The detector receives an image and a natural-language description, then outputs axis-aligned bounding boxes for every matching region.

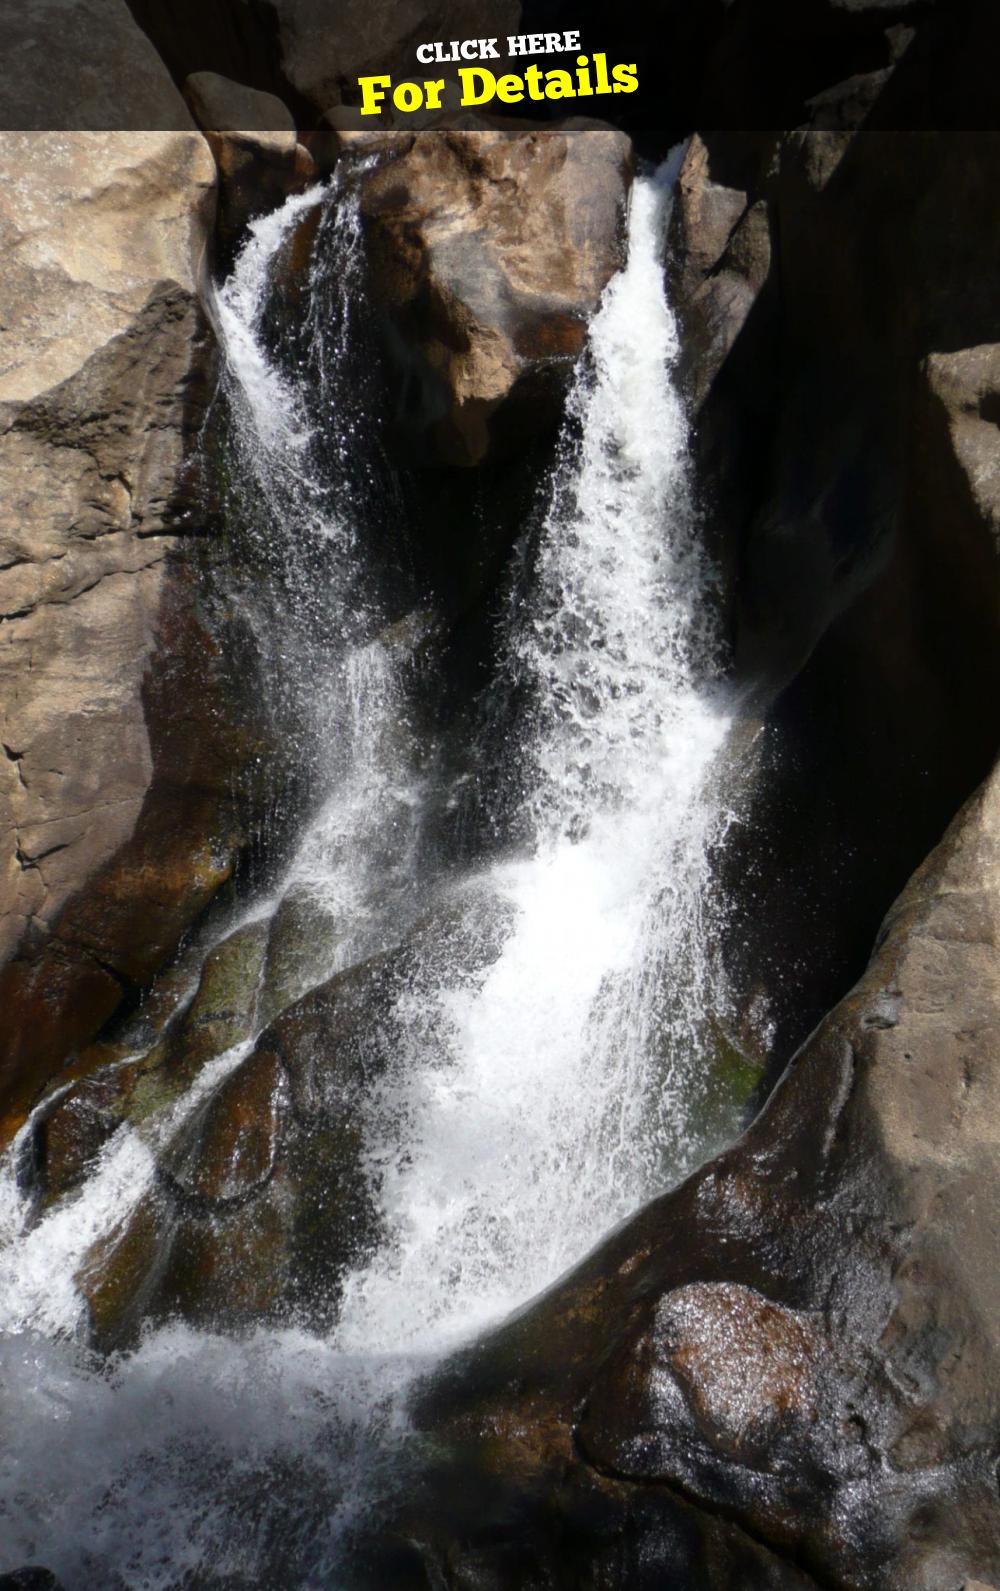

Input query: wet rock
[256,886,345,1031]
[400,761,1000,1587]
[26,914,269,1207]
[358,128,633,467]
[78,1042,291,1348]
[75,879,518,1346]
[32,1068,141,1205]
[161,1050,284,1206]
[75,952,379,1346]
[161,918,271,1079]
[79,1193,166,1352]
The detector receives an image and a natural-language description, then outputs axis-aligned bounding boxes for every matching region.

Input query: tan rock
[358,128,633,465]
[0,133,273,1133]
[924,344,1000,551]
[0,132,214,400]
[670,132,775,409]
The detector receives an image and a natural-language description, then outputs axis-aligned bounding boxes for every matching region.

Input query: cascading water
[334,164,734,1355]
[0,152,747,1587]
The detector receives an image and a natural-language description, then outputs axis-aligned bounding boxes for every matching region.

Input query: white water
[0,155,742,1586]
[334,169,733,1355]
[0,1044,253,1338]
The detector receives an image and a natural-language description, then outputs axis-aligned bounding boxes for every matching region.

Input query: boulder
[27,916,270,1206]
[397,759,1000,1587]
[73,878,518,1347]
[75,947,393,1348]
[267,0,521,120]
[127,0,520,126]
[357,128,633,466]
[0,0,194,130]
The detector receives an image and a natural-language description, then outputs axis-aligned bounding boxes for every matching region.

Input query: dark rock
[75,879,518,1347]
[183,71,314,253]
[126,0,520,128]
[0,0,195,131]
[0,1570,65,1590]
[160,1049,285,1205]
[670,128,1000,1069]
[396,764,1000,1587]
[256,885,344,1030]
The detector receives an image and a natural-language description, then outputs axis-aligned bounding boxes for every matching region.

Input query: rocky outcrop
[357,128,633,467]
[182,72,317,255]
[0,133,278,1135]
[123,0,519,127]
[668,128,1000,1067]
[379,761,1000,1588]
[0,0,195,130]
[62,879,517,1348]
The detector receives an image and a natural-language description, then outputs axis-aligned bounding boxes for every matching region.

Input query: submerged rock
[27,917,270,1206]
[160,1049,284,1206]
[256,885,345,1031]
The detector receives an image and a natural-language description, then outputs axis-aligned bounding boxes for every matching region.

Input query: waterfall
[333,165,733,1355]
[0,153,744,1587]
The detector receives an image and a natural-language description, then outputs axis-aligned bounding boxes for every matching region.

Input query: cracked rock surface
[0,133,275,1132]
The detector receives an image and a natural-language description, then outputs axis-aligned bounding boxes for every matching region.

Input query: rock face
[3,113,638,1272]
[0,133,276,1135]
[125,0,520,125]
[357,128,633,467]
[389,762,1000,1588]
[182,72,315,254]
[669,128,1000,1067]
[5,20,1000,1589]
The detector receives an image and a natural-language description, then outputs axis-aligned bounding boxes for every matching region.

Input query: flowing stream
[0,152,746,1587]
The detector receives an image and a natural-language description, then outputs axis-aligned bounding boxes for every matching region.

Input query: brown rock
[0,133,279,1135]
[161,1049,285,1206]
[72,880,518,1346]
[404,761,1000,1587]
[183,72,307,249]
[358,128,633,466]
